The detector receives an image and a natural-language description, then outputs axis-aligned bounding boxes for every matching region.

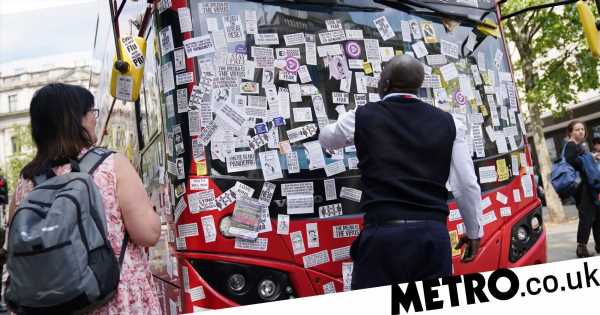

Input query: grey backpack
[6,148,127,315]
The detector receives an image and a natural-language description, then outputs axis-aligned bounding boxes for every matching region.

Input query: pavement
[544,204,599,262]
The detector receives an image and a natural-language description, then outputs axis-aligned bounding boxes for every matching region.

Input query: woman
[564,120,600,258]
[8,83,161,314]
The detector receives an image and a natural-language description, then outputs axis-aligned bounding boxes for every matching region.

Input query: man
[319,55,483,289]
[592,137,600,167]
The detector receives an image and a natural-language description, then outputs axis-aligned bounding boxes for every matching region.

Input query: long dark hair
[21,83,95,180]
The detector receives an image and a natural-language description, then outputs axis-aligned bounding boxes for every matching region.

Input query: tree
[6,124,35,193]
[501,1,599,222]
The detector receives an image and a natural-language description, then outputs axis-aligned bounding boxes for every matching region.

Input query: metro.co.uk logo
[391,261,600,314]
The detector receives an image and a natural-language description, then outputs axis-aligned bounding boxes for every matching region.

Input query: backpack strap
[78,147,115,175]
[119,232,129,269]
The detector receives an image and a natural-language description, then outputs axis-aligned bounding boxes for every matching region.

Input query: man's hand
[455,236,481,262]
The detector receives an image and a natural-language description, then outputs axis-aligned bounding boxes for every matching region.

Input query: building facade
[0,53,99,171]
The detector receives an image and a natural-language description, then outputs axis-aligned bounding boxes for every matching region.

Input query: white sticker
[258,182,276,206]
[234,237,268,251]
[115,75,133,101]
[324,179,337,201]
[480,196,492,210]
[342,262,353,291]
[227,151,257,173]
[257,207,272,233]
[245,10,258,35]
[333,224,360,238]
[190,177,209,190]
[440,40,459,59]
[409,20,422,39]
[173,48,186,73]
[289,84,302,102]
[325,160,346,177]
[254,33,280,46]
[466,32,477,52]
[339,186,362,203]
[364,39,381,62]
[188,190,218,213]
[346,29,364,40]
[287,194,314,215]
[331,245,351,262]
[521,175,534,198]
[284,33,306,46]
[286,152,300,174]
[332,92,349,104]
[287,123,318,143]
[411,41,428,59]
[400,20,411,42]
[496,192,508,205]
[304,140,326,170]
[318,203,343,219]
[159,26,175,56]
[513,189,522,202]
[223,15,245,43]
[293,107,313,122]
[181,266,190,291]
[161,62,176,93]
[479,166,497,184]
[306,223,320,248]
[323,282,336,294]
[216,103,247,131]
[277,214,290,235]
[178,223,199,238]
[319,30,347,44]
[174,196,187,223]
[201,215,217,243]
[326,19,343,31]
[303,250,330,268]
[482,210,497,225]
[183,35,215,58]
[298,65,312,83]
[189,286,206,302]
[259,150,284,181]
[373,16,396,41]
[178,7,193,33]
[176,72,194,85]
[440,63,459,82]
[500,207,512,217]
[290,231,306,255]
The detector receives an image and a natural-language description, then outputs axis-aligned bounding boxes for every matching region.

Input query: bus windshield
[185,0,525,189]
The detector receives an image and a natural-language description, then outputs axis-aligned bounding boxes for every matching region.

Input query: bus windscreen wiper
[246,0,385,12]
[375,0,496,29]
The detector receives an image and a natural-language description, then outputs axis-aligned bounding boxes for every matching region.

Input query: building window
[8,94,18,112]
[11,136,21,155]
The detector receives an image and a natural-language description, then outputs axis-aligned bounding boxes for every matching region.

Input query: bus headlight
[516,226,529,242]
[227,273,246,293]
[258,279,280,301]
[509,206,544,263]
[531,215,541,231]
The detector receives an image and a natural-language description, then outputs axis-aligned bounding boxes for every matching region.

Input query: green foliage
[502,0,599,113]
[6,124,35,193]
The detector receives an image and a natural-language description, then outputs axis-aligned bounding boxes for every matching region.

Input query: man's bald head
[378,55,425,97]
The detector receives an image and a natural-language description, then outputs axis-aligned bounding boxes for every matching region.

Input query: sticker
[286,152,300,174]
[276,48,301,59]
[178,7,193,33]
[175,157,185,179]
[190,177,209,190]
[189,286,206,302]
[343,41,362,58]
[513,189,522,202]
[115,75,133,101]
[279,70,297,82]
[158,0,171,13]
[325,160,346,177]
[258,182,276,206]
[290,231,306,255]
[440,40,459,59]
[342,262,353,291]
[306,223,320,248]
[223,15,245,43]
[189,189,218,213]
[449,230,462,257]
[409,20,422,39]
[332,92,349,104]
[249,133,269,151]
[227,151,257,173]
[174,196,187,223]
[400,20,411,42]
[479,166,497,184]
[287,194,314,215]
[323,282,336,294]
[216,103,247,131]
[454,91,467,106]
[245,10,258,35]
[178,223,199,238]
[234,237,268,251]
[482,210,497,225]
[326,19,343,31]
[198,120,219,146]
[521,175,534,198]
[426,54,447,67]
[277,214,290,235]
[254,33,280,46]
[286,123,318,143]
[500,207,512,217]
[255,122,268,134]
[303,250,330,268]
[440,63,459,82]
[333,224,360,238]
[379,47,395,62]
[293,107,313,122]
[176,88,188,113]
[161,62,175,93]
[318,203,343,219]
[496,159,510,181]
[176,236,186,250]
[331,245,351,262]
[175,183,186,198]
[411,41,428,59]
[201,216,217,243]
[183,35,215,58]
[259,150,284,181]
[284,33,306,46]
[364,39,381,62]
[305,41,317,65]
[175,72,194,85]
[421,21,438,43]
[297,65,312,83]
[324,179,337,201]
[496,192,509,205]
[319,30,347,44]
[373,16,396,41]
[257,206,272,233]
[159,26,175,56]
[346,29,364,40]
[449,209,462,221]
[339,186,362,203]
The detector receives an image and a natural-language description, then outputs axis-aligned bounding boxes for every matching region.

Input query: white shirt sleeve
[318,109,356,151]
[449,117,484,239]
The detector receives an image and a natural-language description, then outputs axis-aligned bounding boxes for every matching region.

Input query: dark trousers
[350,221,452,290]
[576,202,600,246]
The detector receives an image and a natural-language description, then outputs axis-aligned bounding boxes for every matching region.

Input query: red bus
[92,0,545,313]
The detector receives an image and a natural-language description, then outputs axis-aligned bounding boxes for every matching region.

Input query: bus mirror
[477,18,500,37]
[110,36,147,102]
[576,0,600,58]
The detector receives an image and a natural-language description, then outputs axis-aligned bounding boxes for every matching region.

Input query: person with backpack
[7,83,161,314]
[564,121,600,258]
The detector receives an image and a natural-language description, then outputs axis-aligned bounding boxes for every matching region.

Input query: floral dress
[14,150,161,315]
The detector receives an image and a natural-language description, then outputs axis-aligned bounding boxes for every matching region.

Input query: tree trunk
[530,105,567,223]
